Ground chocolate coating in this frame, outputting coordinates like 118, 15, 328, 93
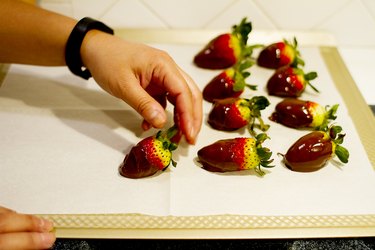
284, 131, 333, 172
269, 98, 313, 128
119, 144, 158, 179
198, 139, 241, 172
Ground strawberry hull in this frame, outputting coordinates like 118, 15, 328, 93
119, 143, 159, 179
284, 131, 333, 172
198, 139, 243, 172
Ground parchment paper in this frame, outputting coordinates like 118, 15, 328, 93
0, 44, 374, 217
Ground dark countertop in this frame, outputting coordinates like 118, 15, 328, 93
52, 106, 375, 250
53, 238, 375, 250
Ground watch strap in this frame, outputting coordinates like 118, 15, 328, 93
65, 17, 114, 80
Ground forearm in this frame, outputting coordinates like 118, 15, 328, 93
0, 0, 76, 66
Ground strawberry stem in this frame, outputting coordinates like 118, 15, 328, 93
286, 37, 305, 68
156, 125, 180, 168
317, 104, 339, 131
233, 58, 256, 92
165, 125, 179, 140
328, 125, 349, 164
231, 17, 252, 49
254, 133, 275, 176
246, 96, 270, 136
304, 71, 319, 93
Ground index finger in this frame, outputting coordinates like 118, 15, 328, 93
177, 67, 203, 143
161, 62, 197, 144
0, 212, 53, 233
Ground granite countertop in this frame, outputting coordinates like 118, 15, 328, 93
53, 237, 375, 250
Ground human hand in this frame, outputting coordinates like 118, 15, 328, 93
81, 30, 202, 144
0, 206, 55, 250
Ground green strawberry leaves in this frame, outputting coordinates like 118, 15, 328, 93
156, 125, 180, 168
285, 37, 305, 68
255, 133, 275, 176
328, 125, 350, 164
293, 67, 319, 93
232, 17, 252, 47
247, 96, 271, 136
233, 58, 257, 92
316, 104, 339, 132
335, 145, 350, 164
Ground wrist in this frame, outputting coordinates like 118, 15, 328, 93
65, 17, 113, 80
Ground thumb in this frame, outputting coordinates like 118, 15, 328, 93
117, 80, 167, 129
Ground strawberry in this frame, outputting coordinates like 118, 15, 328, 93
282, 125, 349, 172
194, 18, 254, 69
257, 37, 304, 69
197, 133, 274, 176
202, 59, 257, 103
267, 65, 319, 97
269, 99, 339, 131
208, 96, 270, 136
119, 126, 178, 179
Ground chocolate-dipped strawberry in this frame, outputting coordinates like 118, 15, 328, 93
267, 66, 319, 97
194, 18, 253, 69
208, 96, 270, 136
269, 99, 339, 131
257, 37, 304, 69
202, 59, 256, 103
119, 126, 178, 179
197, 133, 274, 176
282, 125, 349, 172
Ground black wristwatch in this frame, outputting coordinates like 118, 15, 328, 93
65, 17, 114, 80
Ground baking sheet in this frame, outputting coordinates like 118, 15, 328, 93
0, 32, 374, 238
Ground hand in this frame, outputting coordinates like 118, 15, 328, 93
0, 206, 55, 250
81, 31, 202, 144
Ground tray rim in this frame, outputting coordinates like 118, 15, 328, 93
42, 213, 375, 239
1, 29, 374, 239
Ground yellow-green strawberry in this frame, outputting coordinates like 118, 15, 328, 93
269, 98, 338, 131
197, 133, 274, 176
208, 96, 270, 136
119, 126, 178, 179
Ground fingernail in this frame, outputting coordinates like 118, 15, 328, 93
39, 218, 54, 232
188, 122, 196, 144
141, 120, 151, 131
147, 109, 165, 128
40, 232, 56, 248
